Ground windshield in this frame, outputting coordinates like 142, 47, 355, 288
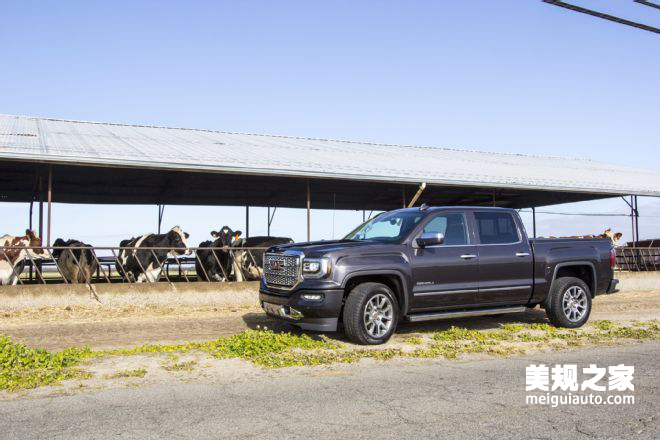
344, 211, 424, 243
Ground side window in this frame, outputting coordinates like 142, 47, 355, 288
423, 213, 468, 246
474, 212, 519, 245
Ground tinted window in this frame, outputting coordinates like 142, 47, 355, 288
474, 212, 519, 244
344, 211, 423, 243
423, 213, 468, 246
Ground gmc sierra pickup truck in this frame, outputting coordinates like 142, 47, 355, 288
259, 206, 619, 344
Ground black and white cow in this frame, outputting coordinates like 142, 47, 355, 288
232, 235, 294, 282
52, 238, 98, 284
195, 226, 242, 282
116, 226, 191, 283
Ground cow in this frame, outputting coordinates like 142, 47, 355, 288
232, 235, 294, 282
602, 228, 623, 247
545, 228, 623, 246
52, 238, 98, 284
0, 230, 50, 285
116, 226, 191, 283
195, 226, 242, 282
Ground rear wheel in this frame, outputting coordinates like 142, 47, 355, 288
546, 277, 591, 328
343, 282, 399, 345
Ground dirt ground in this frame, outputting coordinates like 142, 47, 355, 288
1, 289, 659, 351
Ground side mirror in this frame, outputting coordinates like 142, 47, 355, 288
416, 232, 445, 248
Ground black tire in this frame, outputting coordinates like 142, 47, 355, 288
545, 277, 592, 328
343, 282, 399, 345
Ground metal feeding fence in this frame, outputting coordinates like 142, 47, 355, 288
615, 247, 660, 272
1, 246, 271, 286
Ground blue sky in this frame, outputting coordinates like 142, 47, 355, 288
1, 0, 659, 246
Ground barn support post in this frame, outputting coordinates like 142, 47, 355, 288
267, 207, 277, 236
306, 180, 311, 241
47, 165, 52, 247
157, 204, 165, 234
634, 195, 640, 243
267, 207, 270, 236
629, 195, 637, 244
38, 176, 43, 245
532, 206, 537, 238
407, 182, 426, 208
402, 186, 406, 208
29, 193, 34, 281
246, 206, 250, 238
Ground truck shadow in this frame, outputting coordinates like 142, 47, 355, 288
241, 308, 550, 343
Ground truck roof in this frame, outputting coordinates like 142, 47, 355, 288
393, 206, 516, 213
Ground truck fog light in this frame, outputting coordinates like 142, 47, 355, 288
301, 293, 323, 301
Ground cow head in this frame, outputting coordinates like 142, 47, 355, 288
210, 226, 242, 247
603, 228, 623, 246
167, 226, 191, 256
25, 229, 50, 259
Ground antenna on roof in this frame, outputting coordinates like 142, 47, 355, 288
420, 203, 429, 211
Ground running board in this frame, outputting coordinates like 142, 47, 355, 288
407, 306, 528, 323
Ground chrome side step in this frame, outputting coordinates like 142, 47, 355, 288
407, 306, 528, 323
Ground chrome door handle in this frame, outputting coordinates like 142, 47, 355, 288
515, 252, 530, 257
460, 254, 477, 259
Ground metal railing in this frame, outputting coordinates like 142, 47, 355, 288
0, 246, 270, 286
614, 247, 660, 272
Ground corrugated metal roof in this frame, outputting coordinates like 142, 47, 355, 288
0, 113, 658, 197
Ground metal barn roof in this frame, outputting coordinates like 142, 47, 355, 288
0, 114, 658, 209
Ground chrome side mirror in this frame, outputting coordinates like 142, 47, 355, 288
415, 232, 445, 248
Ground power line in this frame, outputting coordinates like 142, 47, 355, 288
543, 0, 660, 35
518, 209, 660, 218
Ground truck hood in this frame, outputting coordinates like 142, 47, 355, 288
268, 239, 387, 257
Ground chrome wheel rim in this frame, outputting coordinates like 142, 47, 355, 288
562, 286, 588, 322
363, 293, 394, 338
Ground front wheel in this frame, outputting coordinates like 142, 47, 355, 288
343, 282, 399, 345
546, 277, 592, 328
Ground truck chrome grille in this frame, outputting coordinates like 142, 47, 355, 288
263, 253, 300, 289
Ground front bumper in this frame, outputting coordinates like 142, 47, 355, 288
259, 288, 343, 332
606, 278, 619, 294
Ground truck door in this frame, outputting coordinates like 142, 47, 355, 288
410, 212, 478, 311
473, 211, 533, 304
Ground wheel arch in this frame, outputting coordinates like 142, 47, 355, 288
551, 262, 597, 297
341, 270, 409, 315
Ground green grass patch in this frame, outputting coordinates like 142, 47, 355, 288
102, 368, 146, 379
403, 336, 423, 345
3, 321, 660, 391
0, 335, 92, 391
162, 361, 197, 372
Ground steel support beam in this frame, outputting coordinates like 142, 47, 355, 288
246, 206, 250, 238
306, 180, 311, 241
407, 182, 426, 208
634, 195, 640, 244
157, 204, 165, 234
47, 166, 52, 247
267, 207, 277, 236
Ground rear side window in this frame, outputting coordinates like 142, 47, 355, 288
474, 212, 519, 245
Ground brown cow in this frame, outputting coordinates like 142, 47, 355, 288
544, 228, 623, 247
0, 230, 50, 285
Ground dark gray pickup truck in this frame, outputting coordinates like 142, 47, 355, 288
259, 206, 618, 344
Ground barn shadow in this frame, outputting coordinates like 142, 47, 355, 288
241, 307, 550, 344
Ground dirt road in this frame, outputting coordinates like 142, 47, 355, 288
1, 290, 659, 351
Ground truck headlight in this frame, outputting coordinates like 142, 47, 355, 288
302, 258, 330, 279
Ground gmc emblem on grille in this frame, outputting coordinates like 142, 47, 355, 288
268, 260, 284, 271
